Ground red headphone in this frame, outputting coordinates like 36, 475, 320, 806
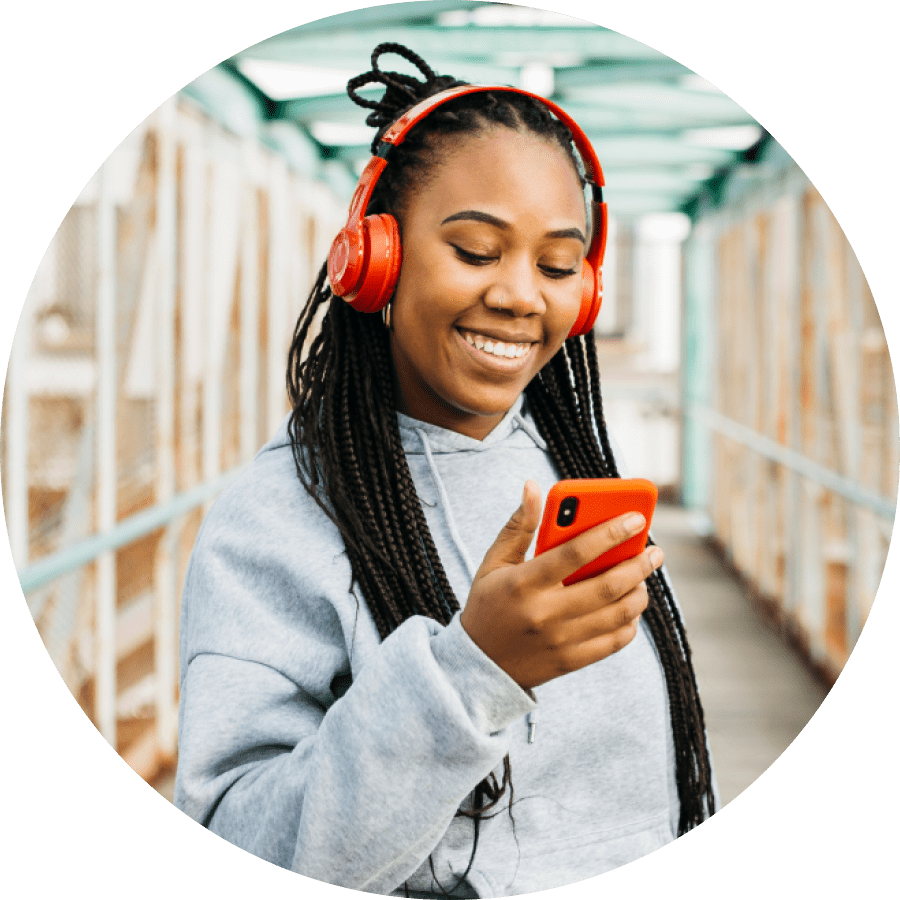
328, 85, 608, 338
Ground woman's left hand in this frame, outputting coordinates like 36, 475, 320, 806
460, 480, 659, 691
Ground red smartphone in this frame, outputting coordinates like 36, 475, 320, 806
535, 478, 658, 586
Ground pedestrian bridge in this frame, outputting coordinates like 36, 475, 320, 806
3, 2, 892, 811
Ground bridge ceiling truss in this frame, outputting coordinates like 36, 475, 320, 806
210, 2, 767, 218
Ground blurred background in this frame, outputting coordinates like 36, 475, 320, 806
3, 2, 896, 808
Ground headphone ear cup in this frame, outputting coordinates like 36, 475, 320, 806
328, 224, 366, 301
343, 214, 402, 314
568, 259, 602, 338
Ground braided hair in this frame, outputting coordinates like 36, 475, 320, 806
286, 44, 715, 881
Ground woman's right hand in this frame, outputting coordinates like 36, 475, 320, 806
459, 480, 664, 691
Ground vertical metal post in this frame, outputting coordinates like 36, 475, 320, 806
202, 148, 221, 514
95, 158, 117, 747
5, 287, 32, 570
682, 223, 714, 511
240, 150, 260, 460
202, 145, 240, 511
784, 183, 803, 620
268, 157, 289, 436
804, 193, 828, 657
154, 99, 178, 761
181, 140, 205, 494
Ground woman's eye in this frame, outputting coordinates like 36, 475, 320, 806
540, 265, 578, 279
452, 246, 496, 266
452, 244, 577, 277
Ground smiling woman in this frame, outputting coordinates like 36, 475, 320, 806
173, 43, 716, 897
390, 129, 586, 438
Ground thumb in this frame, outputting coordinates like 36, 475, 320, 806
478, 480, 542, 573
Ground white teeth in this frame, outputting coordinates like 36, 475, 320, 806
462, 330, 531, 359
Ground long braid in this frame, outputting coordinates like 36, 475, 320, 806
527, 332, 717, 829
371, 323, 456, 623
343, 313, 417, 617
287, 45, 715, 889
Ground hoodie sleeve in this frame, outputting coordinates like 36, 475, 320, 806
173, 468, 535, 893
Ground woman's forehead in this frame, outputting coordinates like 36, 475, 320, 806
407, 127, 586, 226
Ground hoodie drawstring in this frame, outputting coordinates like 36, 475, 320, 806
415, 428, 478, 582
414, 425, 539, 744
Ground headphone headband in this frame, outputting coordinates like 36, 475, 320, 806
329, 84, 608, 334
381, 85, 607, 275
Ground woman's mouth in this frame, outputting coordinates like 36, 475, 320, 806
458, 328, 534, 360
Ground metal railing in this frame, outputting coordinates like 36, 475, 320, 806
18, 466, 246, 595
3, 94, 345, 782
686, 403, 897, 521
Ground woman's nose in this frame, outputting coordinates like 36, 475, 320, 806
484, 259, 545, 316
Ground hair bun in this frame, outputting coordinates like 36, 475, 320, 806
346, 43, 465, 153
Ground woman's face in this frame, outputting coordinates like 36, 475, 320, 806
388, 127, 587, 441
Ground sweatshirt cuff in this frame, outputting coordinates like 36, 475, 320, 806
430, 612, 536, 736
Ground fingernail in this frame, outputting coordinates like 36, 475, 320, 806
624, 514, 645, 534
648, 547, 664, 568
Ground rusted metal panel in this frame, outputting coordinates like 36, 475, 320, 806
11, 97, 346, 785
685, 166, 897, 683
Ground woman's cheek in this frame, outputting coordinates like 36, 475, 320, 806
552, 285, 583, 337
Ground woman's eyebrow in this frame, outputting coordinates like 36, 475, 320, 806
546, 226, 586, 244
441, 210, 585, 244
441, 210, 508, 228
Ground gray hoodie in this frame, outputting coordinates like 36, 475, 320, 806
174, 396, 683, 896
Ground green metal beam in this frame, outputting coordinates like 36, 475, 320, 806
19, 467, 247, 594
326, 134, 736, 171
180, 66, 270, 141
554, 60, 694, 88
275, 89, 378, 124
219, 4, 766, 222
559, 84, 752, 123
604, 170, 711, 194
248, 2, 487, 38
555, 106, 754, 133
235, 25, 668, 67
600, 194, 689, 216
278, 94, 757, 137
265, 72, 754, 145
286, 112, 751, 143
586, 136, 737, 167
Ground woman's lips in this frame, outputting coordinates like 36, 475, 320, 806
456, 328, 536, 368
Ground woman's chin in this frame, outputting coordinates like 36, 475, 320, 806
430, 388, 529, 438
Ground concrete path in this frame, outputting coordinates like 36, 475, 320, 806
652, 503, 829, 806
153, 503, 830, 808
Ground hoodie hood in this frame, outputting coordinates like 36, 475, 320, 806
262, 394, 546, 458
397, 394, 547, 455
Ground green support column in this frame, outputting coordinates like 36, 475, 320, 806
681, 223, 716, 511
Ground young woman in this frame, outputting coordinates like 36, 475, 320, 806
174, 43, 716, 897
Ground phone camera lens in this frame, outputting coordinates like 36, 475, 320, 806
557, 496, 579, 527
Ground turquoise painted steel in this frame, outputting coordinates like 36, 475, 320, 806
681, 229, 715, 509
684, 403, 897, 521
18, 466, 247, 595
